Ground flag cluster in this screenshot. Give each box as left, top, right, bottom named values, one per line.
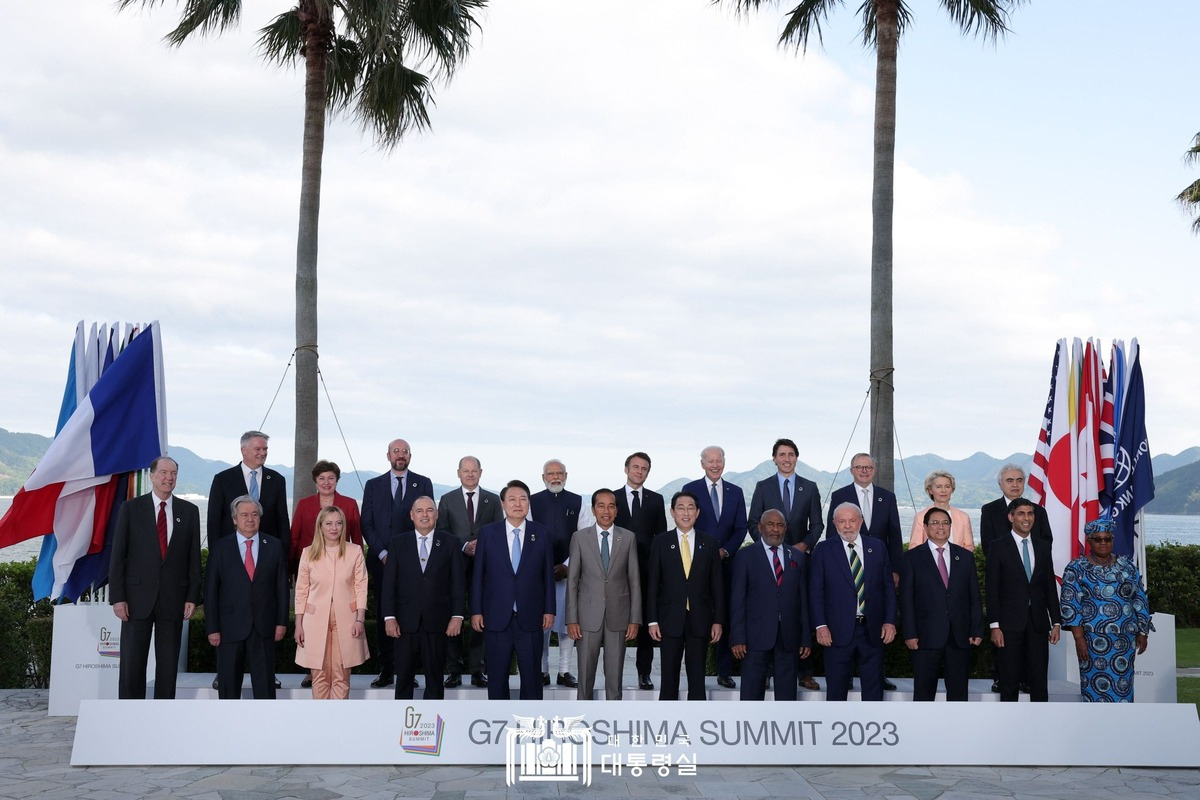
left=1028, top=338, right=1153, bottom=579
left=0, top=322, right=167, bottom=601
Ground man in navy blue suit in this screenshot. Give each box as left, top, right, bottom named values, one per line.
left=204, top=496, right=288, bottom=699
left=360, top=438, right=434, bottom=688
left=899, top=506, right=984, bottom=701
left=730, top=509, right=811, bottom=700
left=810, top=502, right=896, bottom=701
left=614, top=451, right=668, bottom=692
left=748, top=438, right=824, bottom=552
left=748, top=438, right=824, bottom=691
left=471, top=480, right=556, bottom=700
left=826, top=454, right=903, bottom=581
left=682, top=445, right=747, bottom=690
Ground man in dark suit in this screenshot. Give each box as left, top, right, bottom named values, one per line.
left=980, top=464, right=1053, bottom=692
left=384, top=496, right=465, bottom=700
left=360, top=438, right=434, bottom=688
left=204, top=495, right=288, bottom=699
left=749, top=438, right=824, bottom=691
left=647, top=491, right=725, bottom=701
left=980, top=464, right=1054, bottom=556
left=682, top=445, right=748, bottom=690
left=436, top=455, right=501, bottom=688
left=529, top=459, right=592, bottom=688
left=986, top=497, right=1062, bottom=702
left=109, top=456, right=201, bottom=699
left=206, top=431, right=290, bottom=554
left=899, top=506, right=984, bottom=701
left=828, top=452, right=904, bottom=691
left=810, top=502, right=897, bottom=701
left=566, top=489, right=641, bottom=700
left=613, top=451, right=667, bottom=691
left=205, top=431, right=289, bottom=691
left=827, top=453, right=903, bottom=579
left=730, top=509, right=811, bottom=701
left=471, top=480, right=556, bottom=700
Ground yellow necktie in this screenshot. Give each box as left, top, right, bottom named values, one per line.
left=680, top=532, right=692, bottom=611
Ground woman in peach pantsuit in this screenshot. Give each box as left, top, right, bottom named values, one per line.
left=909, top=470, right=975, bottom=550
left=294, top=506, right=370, bottom=699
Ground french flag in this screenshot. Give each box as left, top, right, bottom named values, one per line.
left=0, top=322, right=166, bottom=599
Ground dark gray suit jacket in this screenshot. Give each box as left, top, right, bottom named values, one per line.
left=437, top=486, right=503, bottom=547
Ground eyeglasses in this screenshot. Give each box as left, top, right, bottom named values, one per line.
left=926, top=520, right=952, bottom=527
left=852, top=465, right=875, bottom=471
left=1089, top=536, right=1114, bottom=543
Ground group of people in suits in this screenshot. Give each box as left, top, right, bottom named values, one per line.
left=108, top=430, right=1062, bottom=705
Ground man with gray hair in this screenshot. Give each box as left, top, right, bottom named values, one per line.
left=980, top=464, right=1053, bottom=557
left=204, top=495, right=289, bottom=699
left=206, top=430, right=289, bottom=691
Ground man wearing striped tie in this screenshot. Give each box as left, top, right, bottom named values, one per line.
left=810, top=502, right=897, bottom=701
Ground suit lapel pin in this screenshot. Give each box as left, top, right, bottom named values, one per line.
left=530, top=534, right=537, bottom=542
left=670, top=544, right=677, bottom=550
left=435, top=539, right=442, bottom=548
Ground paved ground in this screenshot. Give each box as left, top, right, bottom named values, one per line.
left=3, top=691, right=1199, bottom=799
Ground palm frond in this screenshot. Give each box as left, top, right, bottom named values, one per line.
left=257, top=11, right=304, bottom=68
left=778, top=0, right=847, bottom=53
left=398, top=0, right=486, bottom=78
left=355, top=57, right=434, bottom=148
left=326, top=35, right=366, bottom=113
left=1177, top=178, right=1200, bottom=235
left=164, top=0, right=243, bottom=46
left=1183, top=132, right=1200, bottom=166
left=938, top=0, right=1022, bottom=42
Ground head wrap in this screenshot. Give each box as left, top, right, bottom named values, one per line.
left=1084, top=517, right=1116, bottom=536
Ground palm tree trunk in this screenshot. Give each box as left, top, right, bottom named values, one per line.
left=869, top=1, right=899, bottom=491
left=292, top=2, right=332, bottom=508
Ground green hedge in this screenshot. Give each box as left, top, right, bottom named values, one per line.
left=0, top=560, right=55, bottom=688
left=3, top=541, right=1199, bottom=688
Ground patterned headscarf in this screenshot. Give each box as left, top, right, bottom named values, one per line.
left=1084, top=517, right=1116, bottom=536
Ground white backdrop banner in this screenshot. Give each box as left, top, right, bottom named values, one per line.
left=73, top=699, right=1200, bottom=772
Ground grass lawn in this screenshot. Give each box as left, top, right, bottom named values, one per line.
left=1179, top=678, right=1200, bottom=712
left=1178, top=628, right=1200, bottom=668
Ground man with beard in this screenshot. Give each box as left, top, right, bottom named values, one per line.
left=529, top=459, right=594, bottom=687
left=361, top=438, right=433, bottom=689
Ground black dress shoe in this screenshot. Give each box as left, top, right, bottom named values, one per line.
left=274, top=677, right=282, bottom=690
left=557, top=672, right=578, bottom=688
left=638, top=674, right=654, bottom=691
left=445, top=674, right=462, bottom=688
left=991, top=680, right=1001, bottom=693
left=471, top=672, right=488, bottom=688
left=301, top=675, right=312, bottom=689
left=413, top=678, right=419, bottom=688
left=212, top=677, right=219, bottom=691
left=717, top=676, right=736, bottom=689
left=542, top=672, right=551, bottom=686
left=799, top=676, right=821, bottom=691
left=1020, top=683, right=1031, bottom=694
left=370, top=674, right=394, bottom=688
left=882, top=678, right=897, bottom=691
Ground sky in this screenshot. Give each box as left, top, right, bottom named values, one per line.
left=2, top=1, right=1197, bottom=495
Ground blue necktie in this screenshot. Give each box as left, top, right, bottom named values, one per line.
left=601, top=530, right=611, bottom=572
left=1021, top=538, right=1032, bottom=581
left=511, top=529, right=522, bottom=572
left=248, top=470, right=260, bottom=502
left=710, top=483, right=720, bottom=517
left=782, top=478, right=792, bottom=517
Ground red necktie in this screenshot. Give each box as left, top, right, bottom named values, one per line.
left=771, top=545, right=783, bottom=586
left=244, top=539, right=256, bottom=580
left=157, top=501, right=168, bottom=559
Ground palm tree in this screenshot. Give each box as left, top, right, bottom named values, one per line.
left=1178, top=133, right=1200, bottom=234
left=723, top=0, right=1024, bottom=491
left=119, top=0, right=484, bottom=502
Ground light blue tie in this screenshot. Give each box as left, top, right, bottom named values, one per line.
left=1021, top=538, right=1032, bottom=582
left=248, top=470, right=260, bottom=502
left=511, top=529, right=522, bottom=572
left=419, top=536, right=429, bottom=573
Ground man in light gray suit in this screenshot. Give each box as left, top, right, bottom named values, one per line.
left=437, top=455, right=503, bottom=688
left=566, top=489, right=641, bottom=700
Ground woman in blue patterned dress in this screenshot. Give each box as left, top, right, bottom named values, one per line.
left=1059, top=518, right=1153, bottom=702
